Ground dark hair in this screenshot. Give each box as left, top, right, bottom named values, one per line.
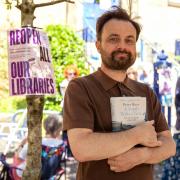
left=96, top=6, right=141, bottom=41
left=43, top=115, right=62, bottom=135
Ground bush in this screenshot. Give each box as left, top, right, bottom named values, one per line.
left=44, top=25, right=90, bottom=111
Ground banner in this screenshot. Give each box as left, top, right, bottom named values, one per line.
left=7, top=27, right=56, bottom=96
left=83, top=3, right=105, bottom=42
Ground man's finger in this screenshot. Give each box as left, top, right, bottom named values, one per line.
left=148, top=140, right=162, bottom=147
left=108, top=159, right=116, bottom=166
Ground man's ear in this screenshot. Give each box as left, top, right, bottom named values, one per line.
left=95, top=40, right=101, bottom=53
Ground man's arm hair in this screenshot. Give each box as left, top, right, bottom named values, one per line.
left=106, top=130, right=176, bottom=172
left=144, top=130, right=176, bottom=164
left=68, top=128, right=140, bottom=162
left=67, top=121, right=161, bottom=162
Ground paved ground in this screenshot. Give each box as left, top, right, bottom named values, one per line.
left=65, top=159, right=78, bottom=180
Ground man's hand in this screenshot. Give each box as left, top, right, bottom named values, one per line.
left=107, top=147, right=149, bottom=172
left=108, top=130, right=176, bottom=172
left=135, top=120, right=162, bottom=147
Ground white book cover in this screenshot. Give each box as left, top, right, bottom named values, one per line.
left=110, top=97, right=146, bottom=132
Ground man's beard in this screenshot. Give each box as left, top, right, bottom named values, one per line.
left=101, top=49, right=135, bottom=71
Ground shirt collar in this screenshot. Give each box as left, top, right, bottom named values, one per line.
left=93, top=68, right=136, bottom=93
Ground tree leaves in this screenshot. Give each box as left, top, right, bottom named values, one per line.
left=44, top=25, right=89, bottom=111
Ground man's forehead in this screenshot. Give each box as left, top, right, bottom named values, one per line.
left=101, top=19, right=136, bottom=38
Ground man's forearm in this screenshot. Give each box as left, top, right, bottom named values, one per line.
left=108, top=147, right=148, bottom=172
left=68, top=128, right=140, bottom=162
left=107, top=131, right=176, bottom=172
left=144, top=132, right=176, bottom=164
left=68, top=121, right=161, bottom=162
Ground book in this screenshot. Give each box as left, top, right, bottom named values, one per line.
left=110, top=97, right=146, bottom=132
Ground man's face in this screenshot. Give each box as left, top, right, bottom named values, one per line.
left=96, top=19, right=137, bottom=71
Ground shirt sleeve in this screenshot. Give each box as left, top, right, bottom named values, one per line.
left=149, top=87, right=169, bottom=132
left=63, top=78, right=94, bottom=131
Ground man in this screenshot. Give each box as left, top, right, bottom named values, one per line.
left=63, top=7, right=176, bottom=180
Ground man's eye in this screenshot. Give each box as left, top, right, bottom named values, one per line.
left=126, top=39, right=135, bottom=44
left=108, top=38, right=119, bottom=43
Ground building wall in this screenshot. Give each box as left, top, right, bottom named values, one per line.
left=121, top=0, right=180, bottom=63
left=0, top=0, right=82, bottom=30
left=138, top=0, right=180, bottom=54
left=33, top=1, right=83, bottom=30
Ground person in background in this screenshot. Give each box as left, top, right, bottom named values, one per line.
left=12, top=115, right=64, bottom=179
left=60, top=65, right=79, bottom=158
left=157, top=50, right=168, bottom=61
left=63, top=7, right=176, bottom=180
left=127, top=67, right=138, bottom=81
left=139, top=69, right=149, bottom=84
left=60, top=64, right=79, bottom=108
left=161, top=76, right=180, bottom=179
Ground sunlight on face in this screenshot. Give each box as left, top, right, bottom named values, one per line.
left=96, top=19, right=137, bottom=70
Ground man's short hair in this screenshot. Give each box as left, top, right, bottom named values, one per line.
left=96, top=6, right=141, bottom=41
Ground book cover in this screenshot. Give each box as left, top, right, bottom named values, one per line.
left=110, top=97, right=146, bottom=132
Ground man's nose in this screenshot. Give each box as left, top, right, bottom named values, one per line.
left=116, top=40, right=126, bottom=49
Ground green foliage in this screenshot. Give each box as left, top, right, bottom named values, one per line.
left=94, top=0, right=100, bottom=4
left=0, top=96, right=26, bottom=113
left=44, top=25, right=89, bottom=111
left=175, top=56, right=180, bottom=62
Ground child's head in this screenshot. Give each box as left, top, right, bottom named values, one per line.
left=43, top=115, right=62, bottom=138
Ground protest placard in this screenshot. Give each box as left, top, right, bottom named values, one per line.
left=7, top=27, right=56, bottom=96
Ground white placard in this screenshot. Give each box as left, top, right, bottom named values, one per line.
left=7, top=27, right=56, bottom=96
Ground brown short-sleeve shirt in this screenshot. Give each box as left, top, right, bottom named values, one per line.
left=63, top=68, right=169, bottom=180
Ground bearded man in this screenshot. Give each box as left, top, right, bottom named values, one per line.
left=63, top=7, right=176, bottom=180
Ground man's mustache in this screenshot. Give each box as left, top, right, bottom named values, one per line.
left=112, top=50, right=131, bottom=56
